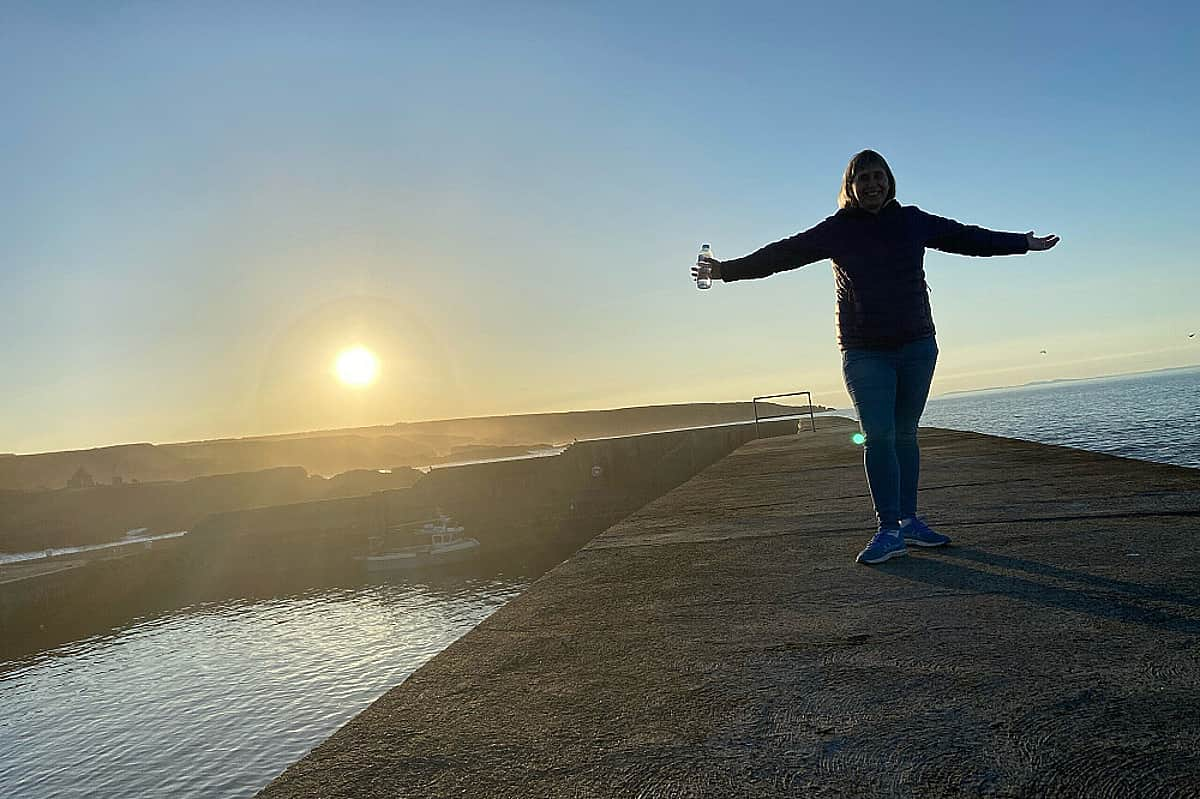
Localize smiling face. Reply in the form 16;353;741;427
851;164;891;212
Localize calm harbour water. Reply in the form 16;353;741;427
919;366;1200;469
0;576;528;798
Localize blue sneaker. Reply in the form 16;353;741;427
856;526;908;564
900;516;951;547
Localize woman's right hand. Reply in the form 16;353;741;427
691;256;722;282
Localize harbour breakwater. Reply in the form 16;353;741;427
1;419;803;660
0;465;425;554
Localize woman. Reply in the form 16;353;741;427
693;149;1059;565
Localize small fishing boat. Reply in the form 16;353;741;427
357;513;479;572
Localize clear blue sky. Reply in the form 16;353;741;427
4;1;1198;454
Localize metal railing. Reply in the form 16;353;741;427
752;391;817;438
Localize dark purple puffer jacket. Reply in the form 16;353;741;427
719;200;1029;350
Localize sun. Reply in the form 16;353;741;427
334;346;379;387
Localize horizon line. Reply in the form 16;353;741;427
932;362;1200;399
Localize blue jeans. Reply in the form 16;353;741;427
841;336;939;528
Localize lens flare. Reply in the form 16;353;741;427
852;432;866;445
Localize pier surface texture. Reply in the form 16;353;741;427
259;420;1200;798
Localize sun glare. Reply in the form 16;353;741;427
334;346;379;387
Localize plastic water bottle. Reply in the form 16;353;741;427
696;243;713;290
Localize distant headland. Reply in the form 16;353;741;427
934;363;1200;399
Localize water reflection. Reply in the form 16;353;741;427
0;574;529;799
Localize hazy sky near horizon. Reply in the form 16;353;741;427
4;1;1199;454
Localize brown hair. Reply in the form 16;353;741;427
838;149;897;210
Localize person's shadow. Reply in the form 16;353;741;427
884;546;1200;634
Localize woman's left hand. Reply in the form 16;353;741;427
1026;232;1060;251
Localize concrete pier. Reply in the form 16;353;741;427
258;418;1200;798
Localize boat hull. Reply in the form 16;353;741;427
358;538;481;572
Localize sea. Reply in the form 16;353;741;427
1;365;1197;798
919;365;1200;470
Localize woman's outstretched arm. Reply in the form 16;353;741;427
691;216;839;284
916;207;1058;257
